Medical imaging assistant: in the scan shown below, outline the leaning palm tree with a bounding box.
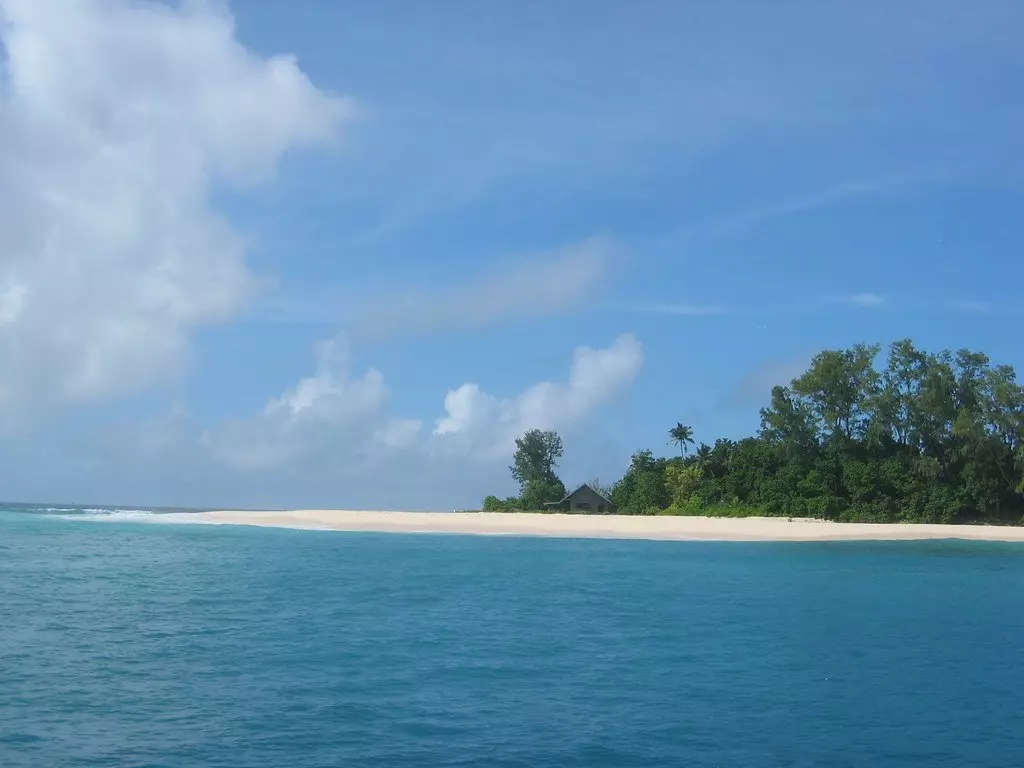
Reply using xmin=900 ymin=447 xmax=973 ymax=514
xmin=669 ymin=422 xmax=695 ymax=458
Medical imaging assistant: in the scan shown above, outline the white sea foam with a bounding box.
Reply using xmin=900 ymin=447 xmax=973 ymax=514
xmin=56 ymin=508 xmax=160 ymax=522
xmin=84 ymin=508 xmax=157 ymax=516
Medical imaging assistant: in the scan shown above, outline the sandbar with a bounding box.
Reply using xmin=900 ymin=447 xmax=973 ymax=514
xmin=177 ymin=510 xmax=1024 ymax=542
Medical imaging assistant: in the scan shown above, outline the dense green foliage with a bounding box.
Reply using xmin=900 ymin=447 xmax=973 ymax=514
xmin=609 ymin=340 xmax=1024 ymax=523
xmin=482 ymin=494 xmax=525 ymax=511
xmin=484 ymin=340 xmax=1024 ymax=523
xmin=486 ymin=429 xmax=567 ymax=511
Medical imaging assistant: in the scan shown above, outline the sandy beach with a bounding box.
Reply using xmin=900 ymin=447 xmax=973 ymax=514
xmin=183 ymin=510 xmax=1024 ymax=542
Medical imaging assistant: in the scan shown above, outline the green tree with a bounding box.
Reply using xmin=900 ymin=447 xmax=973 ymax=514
xmin=521 ymin=477 xmax=567 ymax=511
xmin=664 ymin=463 xmax=704 ymax=507
xmin=694 ymin=443 xmax=713 ymax=467
xmin=510 ymin=429 xmax=567 ymax=509
xmin=597 ymin=339 xmax=1024 ymax=525
xmin=511 ymin=429 xmax=564 ymax=484
xmin=669 ymin=422 xmax=695 ymax=458
xmin=791 ymin=344 xmax=880 ymax=441
xmin=871 ymin=339 xmax=928 ymax=448
xmin=760 ymin=385 xmax=817 ymax=454
xmin=612 ymin=450 xmax=670 ymax=513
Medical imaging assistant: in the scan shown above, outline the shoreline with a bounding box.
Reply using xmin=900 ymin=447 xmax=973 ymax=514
xmin=173 ymin=510 xmax=1024 ymax=542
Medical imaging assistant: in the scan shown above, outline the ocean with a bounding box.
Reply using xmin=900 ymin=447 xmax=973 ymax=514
xmin=2 ymin=505 xmax=1022 ymax=767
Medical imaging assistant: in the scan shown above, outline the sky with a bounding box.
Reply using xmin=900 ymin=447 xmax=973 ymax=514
xmin=0 ymin=0 xmax=1021 ymax=509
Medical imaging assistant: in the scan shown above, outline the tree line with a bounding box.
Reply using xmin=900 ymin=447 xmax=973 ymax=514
xmin=484 ymin=339 xmax=1024 ymax=524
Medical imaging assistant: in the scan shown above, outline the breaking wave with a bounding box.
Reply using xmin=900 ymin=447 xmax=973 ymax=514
xmin=63 ymin=508 xmax=161 ymax=521
xmin=2 ymin=504 xmax=202 ymax=522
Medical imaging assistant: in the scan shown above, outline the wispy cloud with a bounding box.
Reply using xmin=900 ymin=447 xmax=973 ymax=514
xmin=723 ymin=354 xmax=814 ymax=407
xmin=845 ymin=293 xmax=886 ymax=308
xmin=946 ymin=300 xmax=1023 ymax=316
xmin=638 ymin=303 xmax=731 ymax=316
xmin=948 ymin=300 xmax=994 ymax=314
xmin=641 ymin=293 xmax=889 ymax=318
xmin=249 ymin=236 xmax=620 ymax=333
xmin=670 ymin=166 xmax=985 ymax=244
xmin=820 ymin=293 xmax=886 ymax=309
xmin=346 ymin=236 xmax=619 ymax=342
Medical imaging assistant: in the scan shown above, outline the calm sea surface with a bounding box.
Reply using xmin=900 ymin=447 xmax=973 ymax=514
xmin=1 ymin=505 xmax=1023 ymax=767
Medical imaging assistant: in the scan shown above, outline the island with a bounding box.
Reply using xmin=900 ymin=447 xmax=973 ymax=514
xmin=172 ymin=339 xmax=1023 ymax=541
xmin=479 ymin=339 xmax=1024 ymax=527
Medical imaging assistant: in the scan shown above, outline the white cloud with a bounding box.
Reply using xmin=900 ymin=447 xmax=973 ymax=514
xmin=432 ymin=333 xmax=644 ymax=458
xmin=203 ymin=337 xmax=389 ymax=470
xmin=373 ymin=418 xmax=424 ymax=450
xmin=725 ymin=353 xmax=813 ymax=406
xmin=945 ymin=300 xmax=1023 ymax=316
xmin=664 ymin=166 xmax=987 ymax=246
xmin=0 ymin=0 xmax=352 ymax=414
xmin=822 ymin=292 xmax=885 ymax=308
xmin=336 ymin=236 xmax=618 ymax=342
xmin=844 ymin=293 xmax=885 ymax=307
xmin=638 ymin=303 xmax=731 ymax=316
xmin=205 ymin=333 xmax=644 ymax=470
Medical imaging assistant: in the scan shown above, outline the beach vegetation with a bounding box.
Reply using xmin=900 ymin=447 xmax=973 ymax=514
xmin=483 ymin=339 xmax=1024 ymax=524
xmin=509 ymin=429 xmax=567 ymax=510
xmin=482 ymin=495 xmax=524 ymax=511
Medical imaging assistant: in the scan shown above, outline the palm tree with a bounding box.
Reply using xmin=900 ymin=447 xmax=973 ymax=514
xmin=669 ymin=422 xmax=695 ymax=458
xmin=695 ymin=443 xmax=712 ymax=467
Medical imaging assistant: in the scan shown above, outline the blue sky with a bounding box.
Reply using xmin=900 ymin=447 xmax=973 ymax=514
xmin=0 ymin=0 xmax=1021 ymax=508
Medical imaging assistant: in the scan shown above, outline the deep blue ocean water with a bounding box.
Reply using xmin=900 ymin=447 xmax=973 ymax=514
xmin=1 ymin=506 xmax=1023 ymax=767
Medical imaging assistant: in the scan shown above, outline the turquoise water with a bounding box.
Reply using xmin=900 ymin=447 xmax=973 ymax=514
xmin=2 ymin=507 xmax=1023 ymax=767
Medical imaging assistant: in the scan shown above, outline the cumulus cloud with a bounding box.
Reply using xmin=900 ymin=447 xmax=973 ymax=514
xmin=204 ymin=333 xmax=644 ymax=470
xmin=432 ymin=333 xmax=644 ymax=458
xmin=0 ymin=0 xmax=352 ymax=414
xmin=202 ymin=337 xmax=392 ymax=470
xmin=373 ymin=418 xmax=424 ymax=451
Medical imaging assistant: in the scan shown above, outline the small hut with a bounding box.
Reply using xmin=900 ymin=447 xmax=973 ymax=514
xmin=544 ymin=483 xmax=616 ymax=514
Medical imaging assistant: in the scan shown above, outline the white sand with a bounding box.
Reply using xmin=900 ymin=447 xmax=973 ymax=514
xmin=181 ymin=510 xmax=1024 ymax=542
